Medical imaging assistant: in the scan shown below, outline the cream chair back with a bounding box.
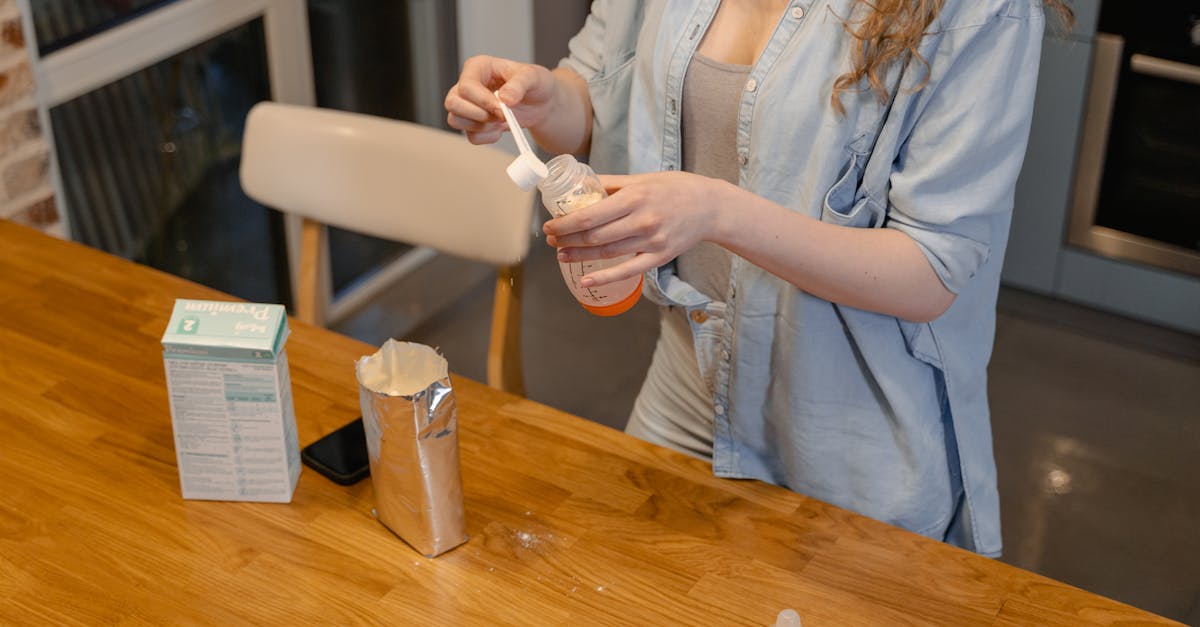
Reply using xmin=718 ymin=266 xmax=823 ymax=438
xmin=241 ymin=102 xmax=532 ymax=265
xmin=240 ymin=102 xmax=533 ymax=395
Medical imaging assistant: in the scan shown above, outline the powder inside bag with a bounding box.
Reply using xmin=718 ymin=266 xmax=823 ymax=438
xmin=357 ymin=339 xmax=448 ymax=396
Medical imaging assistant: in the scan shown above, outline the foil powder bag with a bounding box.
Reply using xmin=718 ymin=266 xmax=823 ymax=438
xmin=356 ymin=339 xmax=468 ymax=557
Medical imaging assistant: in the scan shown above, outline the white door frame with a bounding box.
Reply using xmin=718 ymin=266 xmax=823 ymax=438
xmin=18 ymin=0 xmax=537 ymax=326
xmin=17 ymin=0 xmax=315 ymax=241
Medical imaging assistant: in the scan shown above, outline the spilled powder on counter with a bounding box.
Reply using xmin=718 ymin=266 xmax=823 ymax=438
xmin=515 ymin=530 xmax=540 ymax=549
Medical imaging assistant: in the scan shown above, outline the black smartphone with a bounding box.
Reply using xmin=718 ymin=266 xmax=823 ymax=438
xmin=301 ymin=417 xmax=370 ymax=485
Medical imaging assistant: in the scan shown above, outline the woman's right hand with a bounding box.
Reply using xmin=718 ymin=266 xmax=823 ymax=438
xmin=444 ymin=55 xmax=558 ymax=146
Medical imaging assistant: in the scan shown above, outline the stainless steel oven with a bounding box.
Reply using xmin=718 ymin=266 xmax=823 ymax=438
xmin=1068 ymin=2 xmax=1200 ymax=277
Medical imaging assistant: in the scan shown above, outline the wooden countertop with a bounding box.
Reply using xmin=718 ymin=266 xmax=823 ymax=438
xmin=0 ymin=220 xmax=1178 ymax=625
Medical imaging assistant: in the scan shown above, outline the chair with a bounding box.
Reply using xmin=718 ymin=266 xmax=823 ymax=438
xmin=240 ymin=102 xmax=534 ymax=396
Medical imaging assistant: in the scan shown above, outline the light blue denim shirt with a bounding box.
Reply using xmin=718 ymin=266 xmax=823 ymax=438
xmin=561 ymin=0 xmax=1044 ymax=556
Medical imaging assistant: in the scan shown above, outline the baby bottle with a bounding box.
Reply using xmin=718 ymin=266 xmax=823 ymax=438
xmin=492 ymin=92 xmax=641 ymax=316
xmin=537 ymin=154 xmax=642 ymax=316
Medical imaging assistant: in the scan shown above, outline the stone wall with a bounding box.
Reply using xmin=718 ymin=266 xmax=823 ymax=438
xmin=0 ymin=0 xmax=59 ymax=235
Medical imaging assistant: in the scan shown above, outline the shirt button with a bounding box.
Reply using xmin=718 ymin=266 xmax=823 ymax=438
xmin=791 ymin=6 xmax=805 ymax=19
xmin=721 ymin=350 xmax=730 ymax=361
xmin=737 ymin=151 xmax=748 ymax=166
xmin=665 ymin=164 xmax=676 ymax=171
xmin=745 ymin=78 xmax=758 ymax=92
xmin=690 ymin=309 xmax=708 ymax=324
xmin=669 ymin=98 xmax=677 ymax=114
xmin=714 ymin=403 xmax=726 ymax=416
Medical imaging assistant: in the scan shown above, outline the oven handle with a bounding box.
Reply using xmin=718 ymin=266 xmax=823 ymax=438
xmin=1067 ymin=34 xmax=1122 ymax=251
xmin=1130 ymin=54 xmax=1200 ymax=86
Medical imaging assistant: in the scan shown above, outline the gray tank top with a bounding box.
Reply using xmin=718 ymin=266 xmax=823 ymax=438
xmin=623 ymin=54 xmax=751 ymax=458
xmin=677 ymin=53 xmax=750 ymax=301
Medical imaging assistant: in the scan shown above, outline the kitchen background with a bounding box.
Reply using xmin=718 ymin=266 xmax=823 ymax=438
xmin=2 ymin=0 xmax=1197 ymax=623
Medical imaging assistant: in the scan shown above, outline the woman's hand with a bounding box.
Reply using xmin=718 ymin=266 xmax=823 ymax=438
xmin=444 ymin=56 xmax=592 ymax=155
xmin=543 ymin=172 xmax=737 ymax=287
xmin=444 ymin=56 xmax=557 ymax=145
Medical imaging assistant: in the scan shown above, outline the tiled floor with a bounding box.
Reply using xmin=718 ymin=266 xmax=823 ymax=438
xmin=335 ymin=242 xmax=1200 ymax=624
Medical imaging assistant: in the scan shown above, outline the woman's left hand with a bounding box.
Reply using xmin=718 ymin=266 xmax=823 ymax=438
xmin=543 ymin=172 xmax=733 ymax=287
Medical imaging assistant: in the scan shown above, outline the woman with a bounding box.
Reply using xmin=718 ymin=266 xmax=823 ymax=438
xmin=444 ymin=0 xmax=1070 ymax=556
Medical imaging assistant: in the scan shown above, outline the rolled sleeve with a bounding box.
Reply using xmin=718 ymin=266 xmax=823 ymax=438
xmin=885 ymin=12 xmax=1045 ymax=294
xmin=558 ymin=0 xmax=612 ymax=79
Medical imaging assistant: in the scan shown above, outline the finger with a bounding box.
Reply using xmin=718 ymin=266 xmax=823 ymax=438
xmin=444 ymin=89 xmax=494 ymax=124
xmin=453 ymin=58 xmax=517 ymax=117
xmin=447 ymin=113 xmax=497 ymax=133
xmin=466 ymin=128 xmax=505 ymax=145
xmin=549 ymin=215 xmax=643 ymax=250
xmin=447 ymin=113 xmax=505 ymax=142
xmin=457 ymin=78 xmax=507 ymax=118
xmin=596 ymin=174 xmax=638 ymax=194
xmin=556 ymin=234 xmax=642 ymax=263
xmin=577 ymin=253 xmax=662 ymax=288
xmin=460 ymin=55 xmax=512 ymax=92
xmin=543 ymin=195 xmax=633 ymax=238
xmin=457 ymin=57 xmax=517 ymax=112
xmin=494 ymin=65 xmax=544 ymax=106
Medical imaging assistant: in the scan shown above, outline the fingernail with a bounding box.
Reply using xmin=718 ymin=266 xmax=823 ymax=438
xmin=580 ymin=277 xmax=595 ymax=288
xmin=556 ymin=251 xmax=568 ymax=262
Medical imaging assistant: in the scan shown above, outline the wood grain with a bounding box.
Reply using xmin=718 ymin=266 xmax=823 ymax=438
xmin=0 ymin=219 xmax=1180 ymax=626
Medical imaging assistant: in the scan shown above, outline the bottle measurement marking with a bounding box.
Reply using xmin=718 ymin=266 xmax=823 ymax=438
xmin=555 ymin=197 xmax=610 ymax=303
xmin=538 ymin=155 xmax=641 ymax=315
xmin=567 ymin=261 xmax=609 ymax=301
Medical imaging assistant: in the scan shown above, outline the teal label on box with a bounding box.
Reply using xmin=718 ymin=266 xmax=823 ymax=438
xmin=161 ymin=299 xmax=289 ymax=360
xmin=178 ymin=316 xmax=200 ymax=334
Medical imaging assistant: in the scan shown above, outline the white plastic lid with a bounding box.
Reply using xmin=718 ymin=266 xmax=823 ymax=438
xmin=494 ymin=91 xmax=548 ymax=191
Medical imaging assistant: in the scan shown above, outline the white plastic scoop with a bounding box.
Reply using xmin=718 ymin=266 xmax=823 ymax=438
xmin=494 ymin=90 xmax=548 ymax=191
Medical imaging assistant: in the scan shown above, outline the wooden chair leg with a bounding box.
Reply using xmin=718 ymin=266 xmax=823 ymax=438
xmin=488 ymin=263 xmax=525 ymax=397
xmin=296 ymin=217 xmax=328 ymax=327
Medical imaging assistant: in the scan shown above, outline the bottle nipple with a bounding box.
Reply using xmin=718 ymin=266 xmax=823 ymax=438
xmin=494 ymin=91 xmax=548 ymax=191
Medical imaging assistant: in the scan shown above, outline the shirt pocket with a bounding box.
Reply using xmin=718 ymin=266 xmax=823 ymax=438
xmin=897 ymin=318 xmax=943 ymax=369
xmin=821 ymin=138 xmax=886 ymax=229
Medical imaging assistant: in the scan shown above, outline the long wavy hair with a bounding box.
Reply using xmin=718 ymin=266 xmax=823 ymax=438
xmin=832 ymin=0 xmax=1074 ymax=114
